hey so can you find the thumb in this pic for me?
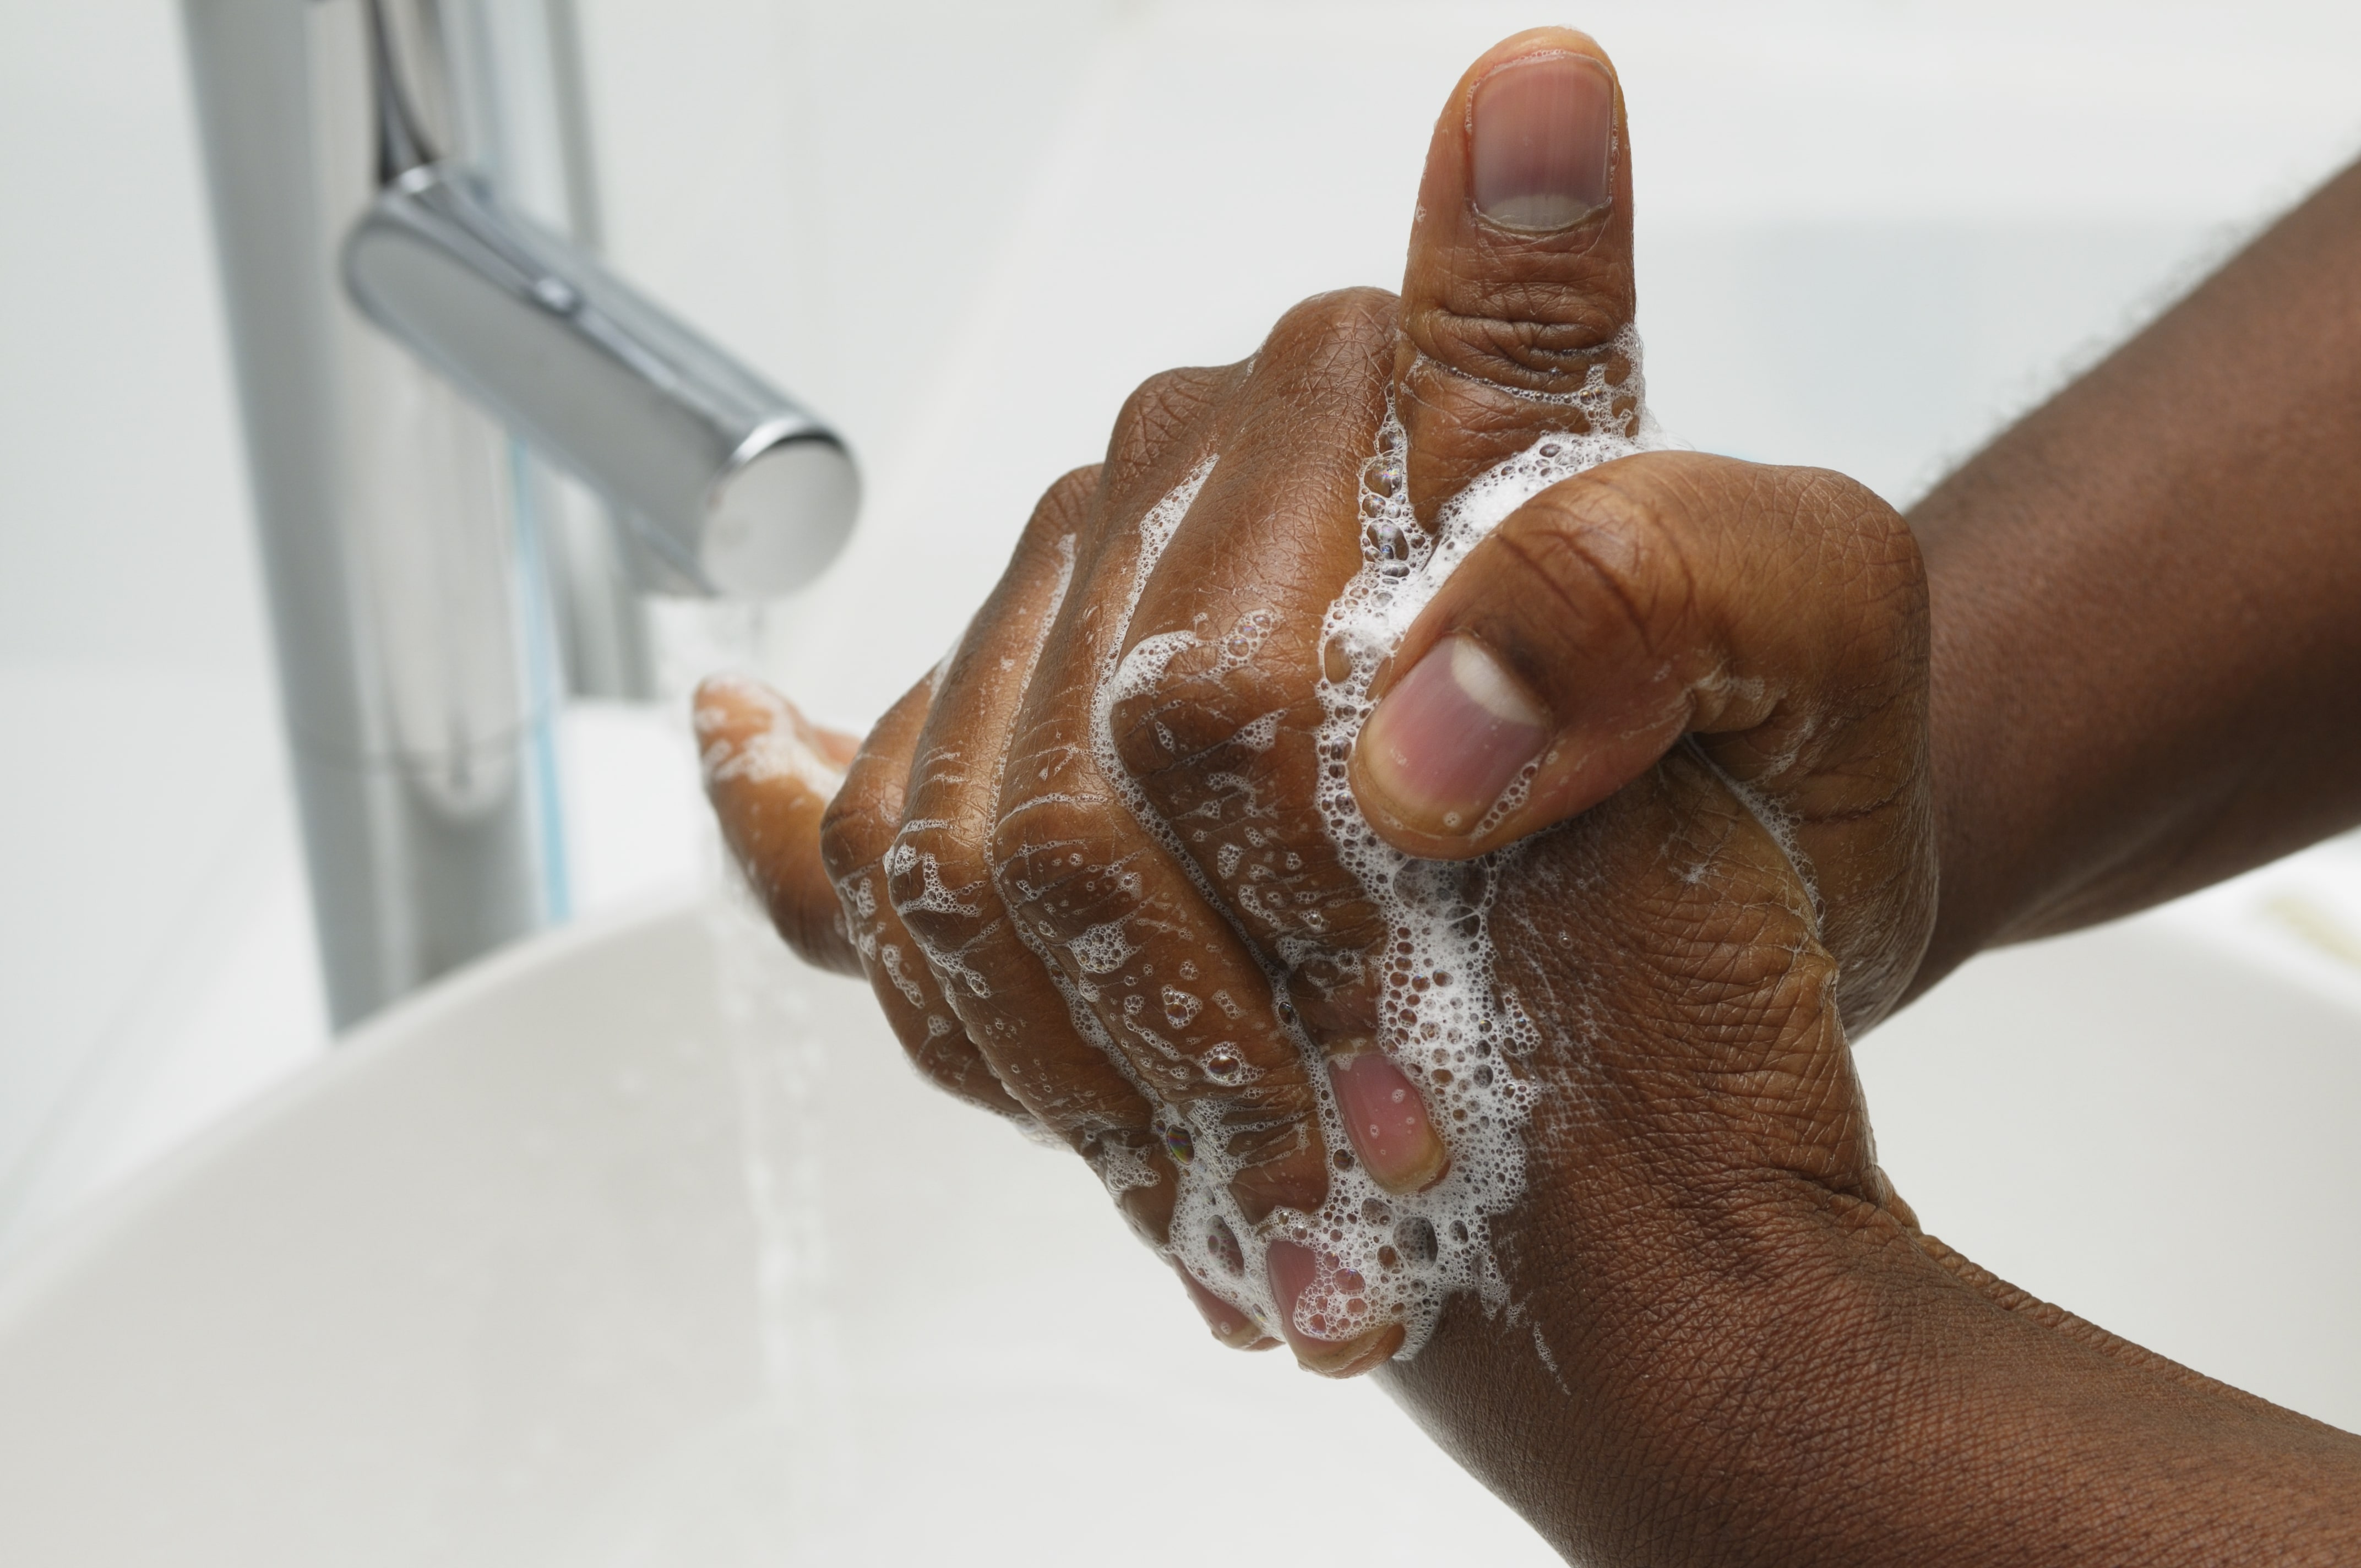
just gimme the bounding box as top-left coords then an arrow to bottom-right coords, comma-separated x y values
1395,28 -> 1639,521
1347,453 -> 1937,1027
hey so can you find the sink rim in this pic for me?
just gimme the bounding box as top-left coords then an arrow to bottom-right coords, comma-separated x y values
0,888 -> 711,1326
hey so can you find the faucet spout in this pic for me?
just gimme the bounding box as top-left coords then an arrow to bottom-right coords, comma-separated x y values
343,164 -> 858,598
183,0 -> 857,1026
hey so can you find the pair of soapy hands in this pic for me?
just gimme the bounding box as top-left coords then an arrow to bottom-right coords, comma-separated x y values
701,26 -> 1933,1396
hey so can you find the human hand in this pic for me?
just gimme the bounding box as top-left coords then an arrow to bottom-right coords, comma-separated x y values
698,24 -> 1933,1378
696,28 -> 2361,1559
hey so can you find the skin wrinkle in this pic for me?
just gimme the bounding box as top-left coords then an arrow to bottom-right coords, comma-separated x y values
1401,342 -> 1636,421
1117,666 -> 1387,994
1412,300 -> 1628,379
1105,367 -> 1230,489
819,676 -> 1021,1112
1489,510 -> 1687,707
879,480 -> 1196,1237
988,428 -> 1347,1244
894,290 -> 1521,1341
1388,460 -> 1927,973
1109,296 -> 1399,1043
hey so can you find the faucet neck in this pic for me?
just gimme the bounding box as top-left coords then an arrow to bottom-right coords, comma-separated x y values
364,0 -> 439,186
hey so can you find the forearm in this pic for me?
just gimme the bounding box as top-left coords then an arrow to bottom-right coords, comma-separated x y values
1392,1190 -> 2361,1566
1906,157 -> 2361,998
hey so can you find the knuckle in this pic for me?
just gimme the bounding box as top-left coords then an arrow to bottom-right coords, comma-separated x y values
884,820 -> 1003,1004
1259,288 -> 1398,384
1210,1074 -> 1321,1128
1106,364 -> 1228,483
901,1028 -> 1035,1128
885,814 -> 990,929
1269,285 -> 1395,343
1109,688 -> 1374,953
906,1027 -> 987,1096
872,933 -> 954,1041
1008,1049 -> 1156,1152
1761,465 -> 1928,674
817,780 -> 895,883
988,790 -> 1133,931
1406,259 -> 1634,391
830,862 -> 885,959
763,884 -> 852,973
821,795 -> 917,992
1022,464 -> 1103,545
1103,630 -> 1388,987
1493,474 -> 1687,656
1815,468 -> 1927,609
1108,614 -> 1297,783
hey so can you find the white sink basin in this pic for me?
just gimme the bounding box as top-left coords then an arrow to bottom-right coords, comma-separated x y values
1863,894 -> 2361,1434
0,896 -> 1560,1567
0,883 -> 2351,1564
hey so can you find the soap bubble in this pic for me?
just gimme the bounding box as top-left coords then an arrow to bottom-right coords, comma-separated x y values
1072,333 -> 1676,1357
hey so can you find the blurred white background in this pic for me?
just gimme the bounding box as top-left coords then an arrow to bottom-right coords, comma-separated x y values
4,0 -> 2360,1251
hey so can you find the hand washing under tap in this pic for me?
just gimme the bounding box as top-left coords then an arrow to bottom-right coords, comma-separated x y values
697,24 -> 2361,1563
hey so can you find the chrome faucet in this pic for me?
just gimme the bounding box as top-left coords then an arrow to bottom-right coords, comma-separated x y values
182,0 -> 857,1027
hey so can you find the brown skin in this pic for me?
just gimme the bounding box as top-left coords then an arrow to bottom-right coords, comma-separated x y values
696,28 -> 2361,1563
1907,153 -> 2361,999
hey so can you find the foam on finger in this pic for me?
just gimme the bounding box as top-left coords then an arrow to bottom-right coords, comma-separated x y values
1065,342 -> 1677,1359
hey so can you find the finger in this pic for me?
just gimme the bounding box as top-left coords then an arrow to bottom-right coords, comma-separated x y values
1396,28 -> 1641,521
887,466 -> 1185,1248
1266,1238 -> 1406,1378
821,674 -> 1029,1119
1350,453 -> 1937,1026
1174,1260 -> 1280,1352
695,676 -> 863,975
1107,289 -> 1450,1195
993,407 -> 1335,1231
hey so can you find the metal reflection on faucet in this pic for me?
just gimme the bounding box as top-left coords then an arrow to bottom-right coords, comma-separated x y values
183,0 -> 858,1027
343,141 -> 858,596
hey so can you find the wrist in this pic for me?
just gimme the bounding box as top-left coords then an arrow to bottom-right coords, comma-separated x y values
1410,1164 -> 2361,1566
1388,1170 -> 1951,1564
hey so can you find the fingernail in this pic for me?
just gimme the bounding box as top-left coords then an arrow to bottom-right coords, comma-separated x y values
1355,634 -> 1548,838
1265,1239 -> 1407,1378
1470,52 -> 1614,232
1175,1265 -> 1278,1351
1330,1051 -> 1450,1194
